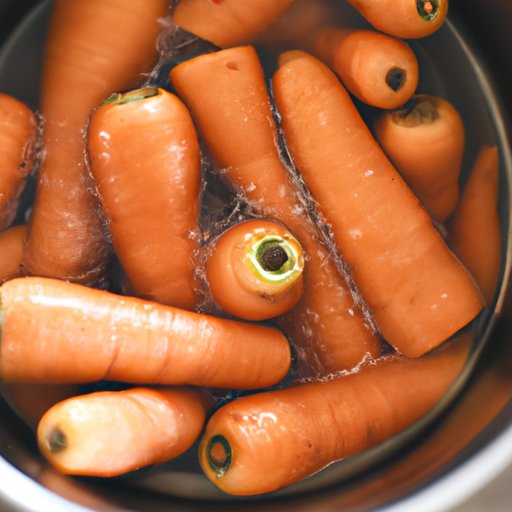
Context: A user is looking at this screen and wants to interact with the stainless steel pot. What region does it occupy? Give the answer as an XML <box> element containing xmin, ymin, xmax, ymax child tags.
<box><xmin>1</xmin><ymin>1</ymin><xmax>511</xmax><ymax>511</ymax></box>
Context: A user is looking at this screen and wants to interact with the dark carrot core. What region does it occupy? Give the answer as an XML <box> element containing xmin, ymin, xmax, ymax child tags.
<box><xmin>207</xmin><ymin>435</ymin><xmax>231</xmax><ymax>477</ymax></box>
<box><xmin>103</xmin><ymin>86</ymin><xmax>159</xmax><ymax>106</ymax></box>
<box><xmin>417</xmin><ymin>0</ymin><xmax>439</xmax><ymax>21</ymax></box>
<box><xmin>392</xmin><ymin>97</ymin><xmax>438</xmax><ymax>127</ymax></box>
<box><xmin>258</xmin><ymin>243</ymin><xmax>289</xmax><ymax>272</ymax></box>
<box><xmin>386</xmin><ymin>68</ymin><xmax>406</xmax><ymax>92</ymax></box>
<box><xmin>47</xmin><ymin>427</ymin><xmax>67</xmax><ymax>454</ymax></box>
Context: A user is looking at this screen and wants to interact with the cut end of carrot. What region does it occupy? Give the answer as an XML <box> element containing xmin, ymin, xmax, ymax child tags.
<box><xmin>391</xmin><ymin>96</ymin><xmax>439</xmax><ymax>127</ymax></box>
<box><xmin>102</xmin><ymin>86</ymin><xmax>160</xmax><ymax>106</ymax></box>
<box><xmin>417</xmin><ymin>0</ymin><xmax>439</xmax><ymax>21</ymax></box>
<box><xmin>206</xmin><ymin>434</ymin><xmax>232</xmax><ymax>478</ymax></box>
<box><xmin>385</xmin><ymin>67</ymin><xmax>406</xmax><ymax>92</ymax></box>
<box><xmin>46</xmin><ymin>427</ymin><xmax>68</xmax><ymax>454</ymax></box>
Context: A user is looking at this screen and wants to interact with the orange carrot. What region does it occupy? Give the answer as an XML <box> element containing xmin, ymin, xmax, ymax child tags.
<box><xmin>24</xmin><ymin>0</ymin><xmax>169</xmax><ymax>284</ymax></box>
<box><xmin>0</xmin><ymin>224</ymin><xmax>26</xmax><ymax>283</ymax></box>
<box><xmin>449</xmin><ymin>146</ymin><xmax>501</xmax><ymax>303</ymax></box>
<box><xmin>172</xmin><ymin>0</ymin><xmax>295</xmax><ymax>48</ymax></box>
<box><xmin>347</xmin><ymin>0</ymin><xmax>449</xmax><ymax>39</ymax></box>
<box><xmin>0</xmin><ymin>93</ymin><xmax>38</xmax><ymax>230</ymax></box>
<box><xmin>199</xmin><ymin>331</ymin><xmax>470</xmax><ymax>495</ymax></box>
<box><xmin>273</xmin><ymin>51</ymin><xmax>483</xmax><ymax>358</ymax></box>
<box><xmin>312</xmin><ymin>28</ymin><xmax>419</xmax><ymax>109</ymax></box>
<box><xmin>170</xmin><ymin>46</ymin><xmax>381</xmax><ymax>376</ymax></box>
<box><xmin>87</xmin><ymin>87</ymin><xmax>201</xmax><ymax>309</ymax></box>
<box><xmin>373</xmin><ymin>94</ymin><xmax>465</xmax><ymax>222</ymax></box>
<box><xmin>206</xmin><ymin>218</ymin><xmax>304</xmax><ymax>321</ymax></box>
<box><xmin>38</xmin><ymin>387</ymin><xmax>211</xmax><ymax>476</ymax></box>
<box><xmin>0</xmin><ymin>277</ymin><xmax>291</xmax><ymax>389</ymax></box>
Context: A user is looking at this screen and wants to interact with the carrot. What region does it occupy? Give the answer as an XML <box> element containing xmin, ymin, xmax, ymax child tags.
<box><xmin>0</xmin><ymin>224</ymin><xmax>26</xmax><ymax>283</ymax></box>
<box><xmin>346</xmin><ymin>0</ymin><xmax>449</xmax><ymax>39</ymax></box>
<box><xmin>199</xmin><ymin>331</ymin><xmax>470</xmax><ymax>495</ymax></box>
<box><xmin>311</xmin><ymin>28</ymin><xmax>419</xmax><ymax>110</ymax></box>
<box><xmin>449</xmin><ymin>146</ymin><xmax>501</xmax><ymax>304</ymax></box>
<box><xmin>0</xmin><ymin>93</ymin><xmax>38</xmax><ymax>231</ymax></box>
<box><xmin>38</xmin><ymin>387</ymin><xmax>212</xmax><ymax>476</ymax></box>
<box><xmin>206</xmin><ymin>218</ymin><xmax>304</xmax><ymax>321</ymax></box>
<box><xmin>24</xmin><ymin>0</ymin><xmax>169</xmax><ymax>284</ymax></box>
<box><xmin>273</xmin><ymin>51</ymin><xmax>483</xmax><ymax>358</ymax></box>
<box><xmin>87</xmin><ymin>87</ymin><xmax>201</xmax><ymax>309</ymax></box>
<box><xmin>170</xmin><ymin>46</ymin><xmax>381</xmax><ymax>377</ymax></box>
<box><xmin>373</xmin><ymin>94</ymin><xmax>465</xmax><ymax>222</ymax></box>
<box><xmin>172</xmin><ymin>0</ymin><xmax>295</xmax><ymax>48</ymax></box>
<box><xmin>0</xmin><ymin>277</ymin><xmax>291</xmax><ymax>389</ymax></box>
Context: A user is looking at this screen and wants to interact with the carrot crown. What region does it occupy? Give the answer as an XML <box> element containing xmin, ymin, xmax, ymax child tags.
<box><xmin>103</xmin><ymin>86</ymin><xmax>160</xmax><ymax>106</ymax></box>
<box><xmin>206</xmin><ymin>435</ymin><xmax>232</xmax><ymax>477</ymax></box>
<box><xmin>417</xmin><ymin>0</ymin><xmax>440</xmax><ymax>21</ymax></box>
<box><xmin>391</xmin><ymin>96</ymin><xmax>439</xmax><ymax>127</ymax></box>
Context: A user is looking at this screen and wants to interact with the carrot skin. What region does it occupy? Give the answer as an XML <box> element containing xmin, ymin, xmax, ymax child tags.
<box><xmin>0</xmin><ymin>277</ymin><xmax>291</xmax><ymax>389</ymax></box>
<box><xmin>173</xmin><ymin>0</ymin><xmax>295</xmax><ymax>48</ymax></box>
<box><xmin>87</xmin><ymin>87</ymin><xmax>201</xmax><ymax>309</ymax></box>
<box><xmin>199</xmin><ymin>332</ymin><xmax>470</xmax><ymax>495</ymax></box>
<box><xmin>24</xmin><ymin>0</ymin><xmax>169</xmax><ymax>284</ymax></box>
<box><xmin>273</xmin><ymin>52</ymin><xmax>483</xmax><ymax>357</ymax></box>
<box><xmin>38</xmin><ymin>387</ymin><xmax>211</xmax><ymax>476</ymax></box>
<box><xmin>0</xmin><ymin>224</ymin><xmax>26</xmax><ymax>283</ymax></box>
<box><xmin>449</xmin><ymin>146</ymin><xmax>501</xmax><ymax>304</ymax></box>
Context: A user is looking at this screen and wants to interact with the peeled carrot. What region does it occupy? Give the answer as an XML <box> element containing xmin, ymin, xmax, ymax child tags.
<box><xmin>312</xmin><ymin>28</ymin><xmax>418</xmax><ymax>109</ymax></box>
<box><xmin>206</xmin><ymin>218</ymin><xmax>304</xmax><ymax>321</ymax></box>
<box><xmin>449</xmin><ymin>146</ymin><xmax>501</xmax><ymax>303</ymax></box>
<box><xmin>0</xmin><ymin>93</ymin><xmax>38</xmax><ymax>231</ymax></box>
<box><xmin>199</xmin><ymin>331</ymin><xmax>470</xmax><ymax>495</ymax></box>
<box><xmin>0</xmin><ymin>224</ymin><xmax>26</xmax><ymax>283</ymax></box>
<box><xmin>24</xmin><ymin>0</ymin><xmax>169</xmax><ymax>284</ymax></box>
<box><xmin>373</xmin><ymin>94</ymin><xmax>465</xmax><ymax>222</ymax></box>
<box><xmin>38</xmin><ymin>387</ymin><xmax>211</xmax><ymax>477</ymax></box>
<box><xmin>170</xmin><ymin>46</ymin><xmax>381</xmax><ymax>376</ymax></box>
<box><xmin>87</xmin><ymin>87</ymin><xmax>200</xmax><ymax>309</ymax></box>
<box><xmin>172</xmin><ymin>0</ymin><xmax>295</xmax><ymax>48</ymax></box>
<box><xmin>273</xmin><ymin>51</ymin><xmax>483</xmax><ymax>358</ymax></box>
<box><xmin>0</xmin><ymin>277</ymin><xmax>291</xmax><ymax>389</ymax></box>
<box><xmin>347</xmin><ymin>0</ymin><xmax>449</xmax><ymax>39</ymax></box>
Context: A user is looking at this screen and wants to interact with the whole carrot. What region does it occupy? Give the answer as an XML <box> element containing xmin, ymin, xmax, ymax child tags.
<box><xmin>449</xmin><ymin>146</ymin><xmax>501</xmax><ymax>304</ymax></box>
<box><xmin>170</xmin><ymin>46</ymin><xmax>381</xmax><ymax>376</ymax></box>
<box><xmin>347</xmin><ymin>0</ymin><xmax>449</xmax><ymax>39</ymax></box>
<box><xmin>206</xmin><ymin>218</ymin><xmax>304</xmax><ymax>321</ymax></box>
<box><xmin>24</xmin><ymin>0</ymin><xmax>169</xmax><ymax>284</ymax></box>
<box><xmin>373</xmin><ymin>94</ymin><xmax>465</xmax><ymax>222</ymax></box>
<box><xmin>87</xmin><ymin>87</ymin><xmax>201</xmax><ymax>309</ymax></box>
<box><xmin>38</xmin><ymin>387</ymin><xmax>211</xmax><ymax>477</ymax></box>
<box><xmin>0</xmin><ymin>224</ymin><xmax>26</xmax><ymax>283</ymax></box>
<box><xmin>312</xmin><ymin>28</ymin><xmax>419</xmax><ymax>110</ymax></box>
<box><xmin>199</xmin><ymin>332</ymin><xmax>470</xmax><ymax>495</ymax></box>
<box><xmin>0</xmin><ymin>93</ymin><xmax>38</xmax><ymax>231</ymax></box>
<box><xmin>0</xmin><ymin>277</ymin><xmax>291</xmax><ymax>389</ymax></box>
<box><xmin>172</xmin><ymin>0</ymin><xmax>295</xmax><ymax>48</ymax></box>
<box><xmin>273</xmin><ymin>51</ymin><xmax>483</xmax><ymax>358</ymax></box>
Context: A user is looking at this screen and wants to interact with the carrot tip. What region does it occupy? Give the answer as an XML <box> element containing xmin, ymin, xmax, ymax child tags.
<box><xmin>385</xmin><ymin>68</ymin><xmax>406</xmax><ymax>92</ymax></box>
<box><xmin>103</xmin><ymin>86</ymin><xmax>159</xmax><ymax>106</ymax></box>
<box><xmin>392</xmin><ymin>97</ymin><xmax>439</xmax><ymax>127</ymax></box>
<box><xmin>417</xmin><ymin>0</ymin><xmax>439</xmax><ymax>21</ymax></box>
<box><xmin>46</xmin><ymin>427</ymin><xmax>67</xmax><ymax>454</ymax></box>
<box><xmin>206</xmin><ymin>435</ymin><xmax>232</xmax><ymax>477</ymax></box>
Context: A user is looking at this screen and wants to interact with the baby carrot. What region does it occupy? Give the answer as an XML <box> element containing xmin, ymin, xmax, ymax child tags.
<box><xmin>24</xmin><ymin>0</ymin><xmax>169</xmax><ymax>284</ymax></box>
<box><xmin>87</xmin><ymin>87</ymin><xmax>200</xmax><ymax>310</ymax></box>
<box><xmin>170</xmin><ymin>46</ymin><xmax>381</xmax><ymax>376</ymax></box>
<box><xmin>0</xmin><ymin>224</ymin><xmax>26</xmax><ymax>283</ymax></box>
<box><xmin>38</xmin><ymin>387</ymin><xmax>211</xmax><ymax>477</ymax></box>
<box><xmin>312</xmin><ymin>28</ymin><xmax>419</xmax><ymax>110</ymax></box>
<box><xmin>172</xmin><ymin>0</ymin><xmax>295</xmax><ymax>48</ymax></box>
<box><xmin>199</xmin><ymin>331</ymin><xmax>470</xmax><ymax>495</ymax></box>
<box><xmin>273</xmin><ymin>51</ymin><xmax>483</xmax><ymax>358</ymax></box>
<box><xmin>206</xmin><ymin>219</ymin><xmax>304</xmax><ymax>321</ymax></box>
<box><xmin>0</xmin><ymin>277</ymin><xmax>291</xmax><ymax>389</ymax></box>
<box><xmin>0</xmin><ymin>93</ymin><xmax>38</xmax><ymax>231</ymax></box>
<box><xmin>449</xmin><ymin>146</ymin><xmax>501</xmax><ymax>304</ymax></box>
<box><xmin>347</xmin><ymin>0</ymin><xmax>449</xmax><ymax>39</ymax></box>
<box><xmin>373</xmin><ymin>94</ymin><xmax>465</xmax><ymax>222</ymax></box>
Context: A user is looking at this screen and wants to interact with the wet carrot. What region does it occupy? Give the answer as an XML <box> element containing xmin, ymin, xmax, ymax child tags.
<box><xmin>312</xmin><ymin>28</ymin><xmax>419</xmax><ymax>110</ymax></box>
<box><xmin>38</xmin><ymin>387</ymin><xmax>211</xmax><ymax>477</ymax></box>
<box><xmin>449</xmin><ymin>146</ymin><xmax>501</xmax><ymax>304</ymax></box>
<box><xmin>170</xmin><ymin>46</ymin><xmax>381</xmax><ymax>376</ymax></box>
<box><xmin>24</xmin><ymin>0</ymin><xmax>169</xmax><ymax>284</ymax></box>
<box><xmin>347</xmin><ymin>0</ymin><xmax>449</xmax><ymax>39</ymax></box>
<box><xmin>87</xmin><ymin>87</ymin><xmax>201</xmax><ymax>309</ymax></box>
<box><xmin>0</xmin><ymin>224</ymin><xmax>26</xmax><ymax>283</ymax></box>
<box><xmin>273</xmin><ymin>51</ymin><xmax>483</xmax><ymax>358</ymax></box>
<box><xmin>373</xmin><ymin>95</ymin><xmax>465</xmax><ymax>222</ymax></box>
<box><xmin>199</xmin><ymin>331</ymin><xmax>470</xmax><ymax>496</ymax></box>
<box><xmin>172</xmin><ymin>0</ymin><xmax>295</xmax><ymax>48</ymax></box>
<box><xmin>206</xmin><ymin>218</ymin><xmax>304</xmax><ymax>321</ymax></box>
<box><xmin>0</xmin><ymin>277</ymin><xmax>291</xmax><ymax>389</ymax></box>
<box><xmin>0</xmin><ymin>93</ymin><xmax>38</xmax><ymax>231</ymax></box>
